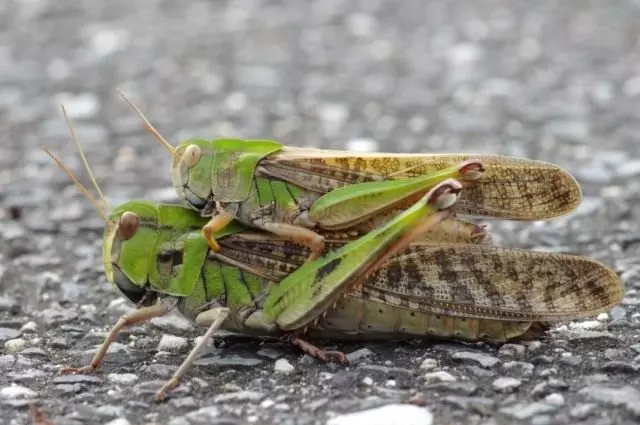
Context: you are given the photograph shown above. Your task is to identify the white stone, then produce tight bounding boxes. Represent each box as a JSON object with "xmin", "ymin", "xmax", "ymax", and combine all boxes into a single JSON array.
[
  {"xmin": 545, "ymin": 393, "xmax": 565, "ymax": 406},
  {"xmin": 274, "ymin": 358, "xmax": 294, "ymax": 374},
  {"xmin": 151, "ymin": 314, "xmax": 194, "ymax": 333},
  {"xmin": 20, "ymin": 321, "xmax": 37, "ymax": 332},
  {"xmin": 185, "ymin": 406, "xmax": 220, "ymax": 421},
  {"xmin": 492, "ymin": 377, "xmax": 522, "ymax": 392},
  {"xmin": 569, "ymin": 320, "xmax": 603, "ymax": 330},
  {"xmin": 361, "ymin": 376, "xmax": 373, "ymax": 386},
  {"xmin": 4, "ymin": 338, "xmax": 26, "ymax": 353},
  {"xmin": 0, "ymin": 384, "xmax": 37, "ymax": 399},
  {"xmin": 423, "ymin": 371, "xmax": 456, "ymax": 383},
  {"xmin": 104, "ymin": 419, "xmax": 132, "ymax": 425},
  {"xmin": 327, "ymin": 404, "xmax": 433, "ymax": 425},
  {"xmin": 107, "ymin": 373, "xmax": 139, "ymax": 385},
  {"xmin": 419, "ymin": 358, "xmax": 438, "ymax": 371},
  {"xmin": 157, "ymin": 334, "xmax": 188, "ymax": 352}
]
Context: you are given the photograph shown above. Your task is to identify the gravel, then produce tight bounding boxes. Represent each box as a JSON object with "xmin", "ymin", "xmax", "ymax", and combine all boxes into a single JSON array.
[{"xmin": 1, "ymin": 0, "xmax": 640, "ymax": 424}]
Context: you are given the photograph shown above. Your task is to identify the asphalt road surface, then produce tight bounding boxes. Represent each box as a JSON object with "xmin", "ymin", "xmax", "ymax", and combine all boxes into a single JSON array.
[{"xmin": 1, "ymin": 1, "xmax": 640, "ymax": 424}]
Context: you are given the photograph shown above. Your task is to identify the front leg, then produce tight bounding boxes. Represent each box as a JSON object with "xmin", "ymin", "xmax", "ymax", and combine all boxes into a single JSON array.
[
  {"xmin": 201, "ymin": 210, "xmax": 235, "ymax": 252},
  {"xmin": 61, "ymin": 299, "xmax": 175, "ymax": 375}
]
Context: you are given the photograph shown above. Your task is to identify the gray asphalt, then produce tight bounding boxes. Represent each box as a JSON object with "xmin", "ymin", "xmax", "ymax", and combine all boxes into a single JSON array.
[{"xmin": 1, "ymin": 0, "xmax": 640, "ymax": 424}]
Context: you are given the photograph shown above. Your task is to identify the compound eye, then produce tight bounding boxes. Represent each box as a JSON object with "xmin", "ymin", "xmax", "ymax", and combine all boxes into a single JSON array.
[
  {"xmin": 183, "ymin": 144, "xmax": 202, "ymax": 169},
  {"xmin": 118, "ymin": 211, "xmax": 140, "ymax": 240}
]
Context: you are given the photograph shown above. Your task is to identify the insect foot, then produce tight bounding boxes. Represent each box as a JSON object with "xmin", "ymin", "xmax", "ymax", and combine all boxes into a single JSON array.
[{"xmin": 290, "ymin": 337, "xmax": 348, "ymax": 364}]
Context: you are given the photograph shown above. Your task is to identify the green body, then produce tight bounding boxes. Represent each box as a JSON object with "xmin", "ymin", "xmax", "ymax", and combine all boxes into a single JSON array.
[
  {"xmin": 170, "ymin": 138, "xmax": 583, "ymax": 242},
  {"xmin": 171, "ymin": 138, "xmax": 486, "ymax": 237},
  {"xmin": 104, "ymin": 190, "xmax": 452, "ymax": 336},
  {"xmin": 103, "ymin": 200, "xmax": 623, "ymax": 344}
]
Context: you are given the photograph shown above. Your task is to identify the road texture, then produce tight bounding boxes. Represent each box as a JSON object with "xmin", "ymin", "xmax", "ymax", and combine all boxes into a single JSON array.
[{"xmin": 1, "ymin": 0, "xmax": 640, "ymax": 424}]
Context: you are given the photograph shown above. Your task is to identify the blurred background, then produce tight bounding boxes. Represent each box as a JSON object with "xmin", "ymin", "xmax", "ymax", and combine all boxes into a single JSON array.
[
  {"xmin": 4, "ymin": 0, "xmax": 640, "ymax": 210},
  {"xmin": 1, "ymin": 1, "xmax": 640, "ymax": 423}
]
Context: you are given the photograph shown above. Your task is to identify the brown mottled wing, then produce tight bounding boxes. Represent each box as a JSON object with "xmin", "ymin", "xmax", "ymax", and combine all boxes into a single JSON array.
[
  {"xmin": 363, "ymin": 243, "xmax": 623, "ymax": 322},
  {"xmin": 258, "ymin": 148, "xmax": 582, "ymax": 220}
]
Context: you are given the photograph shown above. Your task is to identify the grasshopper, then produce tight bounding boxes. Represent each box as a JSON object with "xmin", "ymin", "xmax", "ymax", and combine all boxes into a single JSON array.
[
  {"xmin": 45, "ymin": 107, "xmax": 622, "ymax": 403},
  {"xmin": 45, "ymin": 132, "xmax": 469, "ymax": 400},
  {"xmin": 117, "ymin": 91, "xmax": 582, "ymax": 262}
]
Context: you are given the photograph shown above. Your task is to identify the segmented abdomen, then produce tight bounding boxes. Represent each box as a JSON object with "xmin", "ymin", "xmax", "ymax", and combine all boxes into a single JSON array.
[{"xmin": 309, "ymin": 296, "xmax": 539, "ymax": 342}]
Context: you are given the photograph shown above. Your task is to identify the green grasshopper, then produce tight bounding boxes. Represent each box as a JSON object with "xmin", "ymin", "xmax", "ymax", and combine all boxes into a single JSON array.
[
  {"xmin": 117, "ymin": 91, "xmax": 582, "ymax": 262},
  {"xmin": 45, "ymin": 143, "xmax": 469, "ymax": 401},
  {"xmin": 44, "ymin": 109, "xmax": 622, "ymax": 403}
]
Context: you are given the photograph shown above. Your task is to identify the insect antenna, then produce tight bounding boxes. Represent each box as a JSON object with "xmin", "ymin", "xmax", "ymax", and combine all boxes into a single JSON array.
[
  {"xmin": 60, "ymin": 105, "xmax": 111, "ymax": 213},
  {"xmin": 42, "ymin": 148, "xmax": 108, "ymax": 222},
  {"xmin": 116, "ymin": 88, "xmax": 176, "ymax": 156}
]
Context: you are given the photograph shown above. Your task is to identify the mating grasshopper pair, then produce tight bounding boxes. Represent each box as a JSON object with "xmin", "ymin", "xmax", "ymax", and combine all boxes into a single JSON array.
[{"xmin": 44, "ymin": 95, "xmax": 623, "ymax": 402}]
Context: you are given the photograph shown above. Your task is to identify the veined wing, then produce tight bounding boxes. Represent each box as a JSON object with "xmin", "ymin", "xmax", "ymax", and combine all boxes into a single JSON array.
[
  {"xmin": 362, "ymin": 243, "xmax": 623, "ymax": 322},
  {"xmin": 259, "ymin": 148, "xmax": 582, "ymax": 221},
  {"xmin": 217, "ymin": 234, "xmax": 622, "ymax": 322}
]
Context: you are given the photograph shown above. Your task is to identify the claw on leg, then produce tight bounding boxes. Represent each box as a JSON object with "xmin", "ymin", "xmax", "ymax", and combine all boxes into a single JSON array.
[
  {"xmin": 60, "ymin": 302, "xmax": 173, "ymax": 376},
  {"xmin": 291, "ymin": 337, "xmax": 348, "ymax": 364},
  {"xmin": 202, "ymin": 211, "xmax": 235, "ymax": 252},
  {"xmin": 154, "ymin": 307, "xmax": 230, "ymax": 403},
  {"xmin": 261, "ymin": 222, "xmax": 325, "ymax": 263}
]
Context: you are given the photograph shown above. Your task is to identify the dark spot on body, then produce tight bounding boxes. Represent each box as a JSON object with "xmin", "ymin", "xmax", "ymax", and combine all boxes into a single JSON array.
[{"xmin": 316, "ymin": 257, "xmax": 342, "ymax": 280}]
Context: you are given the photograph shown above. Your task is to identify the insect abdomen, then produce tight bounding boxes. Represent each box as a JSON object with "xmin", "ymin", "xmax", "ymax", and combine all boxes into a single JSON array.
[{"xmin": 311, "ymin": 296, "xmax": 534, "ymax": 342}]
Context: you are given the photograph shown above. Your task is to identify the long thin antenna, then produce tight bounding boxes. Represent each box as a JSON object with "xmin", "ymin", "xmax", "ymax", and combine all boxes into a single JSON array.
[
  {"xmin": 42, "ymin": 148, "xmax": 108, "ymax": 222},
  {"xmin": 116, "ymin": 88, "xmax": 176, "ymax": 155},
  {"xmin": 60, "ymin": 105, "xmax": 111, "ymax": 212}
]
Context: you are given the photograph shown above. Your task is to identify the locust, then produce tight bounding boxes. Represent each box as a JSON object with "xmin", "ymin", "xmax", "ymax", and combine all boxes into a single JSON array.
[
  {"xmin": 117, "ymin": 91, "xmax": 582, "ymax": 262},
  {"xmin": 43, "ymin": 107, "xmax": 622, "ymax": 403},
  {"xmin": 43, "ymin": 141, "xmax": 461, "ymax": 400}
]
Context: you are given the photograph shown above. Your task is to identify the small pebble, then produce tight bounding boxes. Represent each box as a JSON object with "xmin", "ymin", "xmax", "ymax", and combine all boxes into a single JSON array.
[
  {"xmin": 257, "ymin": 347, "xmax": 283, "ymax": 360},
  {"xmin": 452, "ymin": 351, "xmax": 500, "ymax": 368},
  {"xmin": 157, "ymin": 335, "xmax": 188, "ymax": 352},
  {"xmin": 570, "ymin": 403, "xmax": 598, "ymax": 419},
  {"xmin": 170, "ymin": 397, "xmax": 198, "ymax": 409},
  {"xmin": 544, "ymin": 393, "xmax": 565, "ymax": 406},
  {"xmin": 214, "ymin": 391, "xmax": 265, "ymax": 403},
  {"xmin": 151, "ymin": 315, "xmax": 194, "ymax": 334},
  {"xmin": 4, "ymin": 338, "xmax": 25, "ymax": 353},
  {"xmin": 498, "ymin": 344, "xmax": 526, "ymax": 359},
  {"xmin": 500, "ymin": 402, "xmax": 558, "ymax": 420},
  {"xmin": 419, "ymin": 358, "xmax": 438, "ymax": 371},
  {"xmin": 492, "ymin": 377, "xmax": 522, "ymax": 392},
  {"xmin": 19, "ymin": 322, "xmax": 37, "ymax": 333},
  {"xmin": 0, "ymin": 384, "xmax": 37, "ymax": 399},
  {"xmin": 346, "ymin": 348, "xmax": 374, "ymax": 363},
  {"xmin": 184, "ymin": 406, "xmax": 220, "ymax": 421},
  {"xmin": 274, "ymin": 359, "xmax": 295, "ymax": 374},
  {"xmin": 326, "ymin": 404, "xmax": 433, "ymax": 425},
  {"xmin": 108, "ymin": 373, "xmax": 139, "ymax": 385},
  {"xmin": 423, "ymin": 371, "xmax": 457, "ymax": 383},
  {"xmin": 221, "ymin": 383, "xmax": 242, "ymax": 393},
  {"xmin": 104, "ymin": 419, "xmax": 132, "ymax": 425}
]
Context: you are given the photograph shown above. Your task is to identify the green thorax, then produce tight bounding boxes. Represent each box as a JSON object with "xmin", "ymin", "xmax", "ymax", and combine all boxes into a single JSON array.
[{"xmin": 209, "ymin": 138, "xmax": 282, "ymax": 202}]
